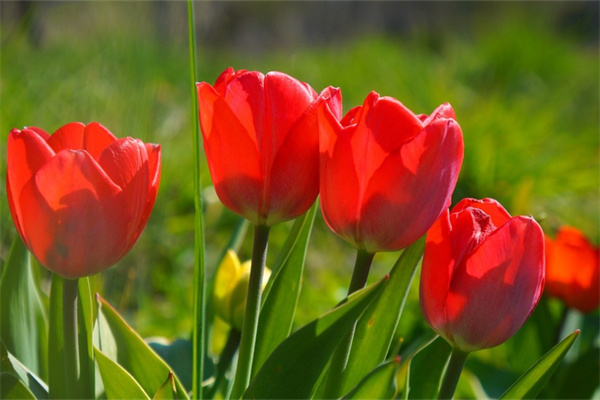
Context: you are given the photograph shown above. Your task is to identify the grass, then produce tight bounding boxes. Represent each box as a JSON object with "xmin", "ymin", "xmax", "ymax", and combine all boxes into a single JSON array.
[{"xmin": 1, "ymin": 3, "xmax": 597, "ymax": 386}]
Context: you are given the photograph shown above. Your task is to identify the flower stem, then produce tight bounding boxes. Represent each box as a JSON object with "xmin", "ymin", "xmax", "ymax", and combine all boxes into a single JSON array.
[
  {"xmin": 322, "ymin": 249, "xmax": 375, "ymax": 399},
  {"xmin": 230, "ymin": 224, "xmax": 270, "ymax": 399},
  {"xmin": 437, "ymin": 347, "xmax": 469, "ymax": 399},
  {"xmin": 63, "ymin": 277, "xmax": 80, "ymax": 399},
  {"xmin": 208, "ymin": 328, "xmax": 242, "ymax": 399},
  {"xmin": 188, "ymin": 0, "xmax": 206, "ymax": 398}
]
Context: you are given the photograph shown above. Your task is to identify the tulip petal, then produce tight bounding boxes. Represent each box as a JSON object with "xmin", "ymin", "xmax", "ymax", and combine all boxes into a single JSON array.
[
  {"xmin": 359, "ymin": 118, "xmax": 463, "ymax": 251},
  {"xmin": 198, "ymin": 81, "xmax": 263, "ymax": 223},
  {"xmin": 267, "ymin": 88, "xmax": 323, "ymax": 225},
  {"xmin": 7, "ymin": 128, "xmax": 56, "ymax": 241},
  {"xmin": 319, "ymin": 104, "xmax": 362, "ymax": 245},
  {"xmin": 28, "ymin": 150, "xmax": 129, "ymax": 278},
  {"xmin": 46, "ymin": 122, "xmax": 86, "ymax": 152},
  {"xmin": 452, "ymin": 198, "xmax": 512, "ymax": 229},
  {"xmin": 98, "ymin": 137, "xmax": 150, "ymax": 248},
  {"xmin": 445, "ymin": 216, "xmax": 545, "ymax": 351},
  {"xmin": 263, "ymin": 72, "xmax": 316, "ymax": 161},
  {"xmin": 83, "ymin": 122, "xmax": 118, "ymax": 160},
  {"xmin": 420, "ymin": 210, "xmax": 454, "ymax": 332}
]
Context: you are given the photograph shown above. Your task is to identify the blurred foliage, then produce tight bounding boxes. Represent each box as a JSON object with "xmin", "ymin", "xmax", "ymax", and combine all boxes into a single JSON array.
[{"xmin": 0, "ymin": 2, "xmax": 598, "ymax": 397}]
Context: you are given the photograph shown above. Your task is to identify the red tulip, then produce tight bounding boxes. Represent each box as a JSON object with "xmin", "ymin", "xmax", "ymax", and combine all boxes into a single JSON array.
[
  {"xmin": 545, "ymin": 226, "xmax": 599, "ymax": 313},
  {"xmin": 318, "ymin": 91, "xmax": 463, "ymax": 253},
  {"xmin": 197, "ymin": 67, "xmax": 341, "ymax": 226},
  {"xmin": 6, "ymin": 122, "xmax": 161, "ymax": 279},
  {"xmin": 420, "ymin": 198, "xmax": 545, "ymax": 352}
]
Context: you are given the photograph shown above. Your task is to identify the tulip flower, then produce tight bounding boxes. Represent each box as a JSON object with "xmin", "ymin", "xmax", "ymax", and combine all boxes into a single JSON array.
[
  {"xmin": 198, "ymin": 67, "xmax": 341, "ymax": 397},
  {"xmin": 545, "ymin": 226, "xmax": 599, "ymax": 313},
  {"xmin": 6, "ymin": 122, "xmax": 161, "ymax": 279},
  {"xmin": 420, "ymin": 198, "xmax": 545, "ymax": 352},
  {"xmin": 197, "ymin": 67, "xmax": 342, "ymax": 227},
  {"xmin": 318, "ymin": 91, "xmax": 464, "ymax": 253}
]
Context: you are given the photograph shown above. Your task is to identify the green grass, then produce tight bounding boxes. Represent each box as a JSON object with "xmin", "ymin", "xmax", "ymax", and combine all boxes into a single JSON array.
[{"xmin": 1, "ymin": 6, "xmax": 598, "ymax": 396}]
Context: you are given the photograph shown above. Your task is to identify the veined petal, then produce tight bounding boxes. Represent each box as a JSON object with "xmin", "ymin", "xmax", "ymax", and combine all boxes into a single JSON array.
[
  {"xmin": 452, "ymin": 198, "xmax": 512, "ymax": 229},
  {"xmin": 46, "ymin": 122, "xmax": 86, "ymax": 152}
]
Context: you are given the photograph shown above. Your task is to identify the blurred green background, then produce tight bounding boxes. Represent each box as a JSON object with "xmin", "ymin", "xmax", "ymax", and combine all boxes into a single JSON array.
[{"xmin": 1, "ymin": 2, "xmax": 598, "ymax": 398}]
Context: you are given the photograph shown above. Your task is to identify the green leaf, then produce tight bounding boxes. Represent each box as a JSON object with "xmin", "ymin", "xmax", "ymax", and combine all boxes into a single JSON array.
[
  {"xmin": 0, "ymin": 237, "xmax": 47, "ymax": 378},
  {"xmin": 0, "ymin": 341, "xmax": 48, "ymax": 399},
  {"xmin": 0, "ymin": 372, "xmax": 36, "ymax": 400},
  {"xmin": 342, "ymin": 358, "xmax": 400, "ymax": 400},
  {"xmin": 47, "ymin": 274, "xmax": 67, "ymax": 400},
  {"xmin": 95, "ymin": 348, "xmax": 150, "ymax": 400},
  {"xmin": 78, "ymin": 277, "xmax": 96, "ymax": 399},
  {"xmin": 407, "ymin": 336, "xmax": 452, "ymax": 400},
  {"xmin": 243, "ymin": 277, "xmax": 386, "ymax": 399},
  {"xmin": 340, "ymin": 237, "xmax": 425, "ymax": 394},
  {"xmin": 153, "ymin": 372, "xmax": 179, "ymax": 400},
  {"xmin": 94, "ymin": 295, "xmax": 189, "ymax": 400},
  {"xmin": 253, "ymin": 204, "xmax": 318, "ymax": 372},
  {"xmin": 500, "ymin": 329, "xmax": 580, "ymax": 399}
]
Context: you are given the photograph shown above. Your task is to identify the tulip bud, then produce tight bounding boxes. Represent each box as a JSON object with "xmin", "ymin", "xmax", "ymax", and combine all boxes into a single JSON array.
[
  {"xmin": 545, "ymin": 226, "xmax": 599, "ymax": 313},
  {"xmin": 419, "ymin": 198, "xmax": 545, "ymax": 352},
  {"xmin": 213, "ymin": 250, "xmax": 272, "ymax": 330}
]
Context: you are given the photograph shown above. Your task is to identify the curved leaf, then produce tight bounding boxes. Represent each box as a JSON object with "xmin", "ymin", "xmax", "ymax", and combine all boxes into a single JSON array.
[
  {"xmin": 500, "ymin": 330, "xmax": 580, "ymax": 399},
  {"xmin": 95, "ymin": 295, "xmax": 189, "ymax": 400},
  {"xmin": 0, "ymin": 373, "xmax": 36, "ymax": 400},
  {"xmin": 0, "ymin": 237, "xmax": 47, "ymax": 377},
  {"xmin": 342, "ymin": 358, "xmax": 400, "ymax": 400},
  {"xmin": 254, "ymin": 204, "xmax": 318, "ymax": 372},
  {"xmin": 407, "ymin": 336, "xmax": 452, "ymax": 400},
  {"xmin": 340, "ymin": 236, "xmax": 425, "ymax": 394},
  {"xmin": 243, "ymin": 276, "xmax": 386, "ymax": 399},
  {"xmin": 95, "ymin": 348, "xmax": 150, "ymax": 400},
  {"xmin": 0, "ymin": 342, "xmax": 48, "ymax": 400}
]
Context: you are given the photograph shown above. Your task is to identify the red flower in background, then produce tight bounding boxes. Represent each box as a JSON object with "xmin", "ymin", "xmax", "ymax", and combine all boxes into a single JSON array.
[
  {"xmin": 545, "ymin": 226, "xmax": 599, "ymax": 313},
  {"xmin": 197, "ymin": 67, "xmax": 342, "ymax": 226},
  {"xmin": 318, "ymin": 91, "xmax": 463, "ymax": 253},
  {"xmin": 6, "ymin": 122, "xmax": 161, "ymax": 279},
  {"xmin": 420, "ymin": 198, "xmax": 545, "ymax": 352}
]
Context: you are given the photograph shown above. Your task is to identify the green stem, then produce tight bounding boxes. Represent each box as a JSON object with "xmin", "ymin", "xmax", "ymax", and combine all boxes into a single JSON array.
[
  {"xmin": 230, "ymin": 224, "xmax": 270, "ymax": 399},
  {"xmin": 208, "ymin": 328, "xmax": 242, "ymax": 399},
  {"xmin": 437, "ymin": 347, "xmax": 469, "ymax": 400},
  {"xmin": 188, "ymin": 0, "xmax": 206, "ymax": 398},
  {"xmin": 63, "ymin": 277, "xmax": 80, "ymax": 399},
  {"xmin": 322, "ymin": 249, "xmax": 375, "ymax": 399}
]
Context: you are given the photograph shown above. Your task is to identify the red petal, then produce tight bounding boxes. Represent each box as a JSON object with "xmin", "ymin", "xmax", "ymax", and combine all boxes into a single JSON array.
[
  {"xmin": 358, "ymin": 118, "xmax": 463, "ymax": 251},
  {"xmin": 452, "ymin": 198, "xmax": 512, "ymax": 228},
  {"xmin": 420, "ymin": 210, "xmax": 454, "ymax": 337},
  {"xmin": 97, "ymin": 137, "xmax": 150, "ymax": 246},
  {"xmin": 198, "ymin": 81, "xmax": 263, "ymax": 223},
  {"xmin": 47, "ymin": 122, "xmax": 86, "ymax": 152},
  {"xmin": 82, "ymin": 122, "xmax": 117, "ymax": 160},
  {"xmin": 28, "ymin": 150, "xmax": 128, "ymax": 278},
  {"xmin": 445, "ymin": 216, "xmax": 545, "ymax": 351},
  {"xmin": 7, "ymin": 128, "xmax": 55, "ymax": 240}
]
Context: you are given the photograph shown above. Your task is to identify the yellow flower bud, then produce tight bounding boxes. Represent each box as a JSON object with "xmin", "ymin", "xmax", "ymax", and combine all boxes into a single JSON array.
[{"xmin": 213, "ymin": 250, "xmax": 271, "ymax": 331}]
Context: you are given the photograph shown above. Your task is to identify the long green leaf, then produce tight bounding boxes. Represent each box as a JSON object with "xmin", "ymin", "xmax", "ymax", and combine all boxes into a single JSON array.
[
  {"xmin": 78, "ymin": 277, "xmax": 96, "ymax": 399},
  {"xmin": 500, "ymin": 330, "xmax": 580, "ymax": 399},
  {"xmin": 340, "ymin": 237, "xmax": 425, "ymax": 394},
  {"xmin": 47, "ymin": 274, "xmax": 67, "ymax": 400},
  {"xmin": 95, "ymin": 348, "xmax": 151, "ymax": 400},
  {"xmin": 0, "ymin": 372, "xmax": 36, "ymax": 400},
  {"xmin": 95, "ymin": 295, "xmax": 189, "ymax": 400},
  {"xmin": 342, "ymin": 358, "xmax": 400, "ymax": 400},
  {"xmin": 0, "ymin": 237, "xmax": 47, "ymax": 377},
  {"xmin": 253, "ymin": 204, "xmax": 318, "ymax": 372},
  {"xmin": 0, "ymin": 341, "xmax": 48, "ymax": 399},
  {"xmin": 243, "ymin": 277, "xmax": 387, "ymax": 399},
  {"xmin": 407, "ymin": 336, "xmax": 452, "ymax": 400}
]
